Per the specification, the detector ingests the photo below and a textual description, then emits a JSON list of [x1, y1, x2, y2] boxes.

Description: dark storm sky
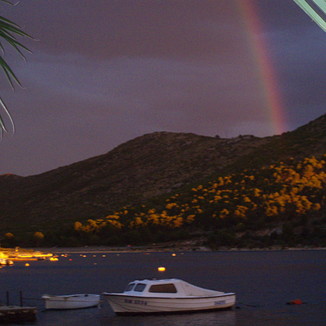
[[1, 0, 325, 176]]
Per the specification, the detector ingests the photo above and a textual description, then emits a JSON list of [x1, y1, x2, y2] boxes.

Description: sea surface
[[1, 250, 325, 326]]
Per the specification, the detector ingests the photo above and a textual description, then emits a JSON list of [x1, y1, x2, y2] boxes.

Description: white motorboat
[[102, 278, 236, 315], [42, 294, 100, 310]]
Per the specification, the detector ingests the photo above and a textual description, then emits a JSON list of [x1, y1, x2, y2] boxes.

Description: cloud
[[3, 0, 243, 61]]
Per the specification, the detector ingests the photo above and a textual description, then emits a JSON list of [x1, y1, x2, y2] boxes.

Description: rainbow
[[235, 0, 287, 135]]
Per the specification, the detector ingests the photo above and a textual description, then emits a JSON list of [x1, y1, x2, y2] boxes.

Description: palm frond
[[0, 0, 31, 134], [0, 14, 32, 85], [0, 56, 22, 87], [0, 97, 15, 138], [293, 0, 326, 32]]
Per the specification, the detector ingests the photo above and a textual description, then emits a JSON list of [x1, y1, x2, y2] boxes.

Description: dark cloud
[[3, 0, 241, 61]]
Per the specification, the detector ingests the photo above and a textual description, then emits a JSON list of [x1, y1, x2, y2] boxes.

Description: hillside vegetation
[[67, 154, 325, 248], [0, 114, 325, 248], [2, 154, 325, 248]]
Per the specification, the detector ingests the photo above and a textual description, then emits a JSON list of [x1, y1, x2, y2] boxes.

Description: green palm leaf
[[0, 97, 14, 135], [293, 0, 326, 32], [0, 0, 31, 135]]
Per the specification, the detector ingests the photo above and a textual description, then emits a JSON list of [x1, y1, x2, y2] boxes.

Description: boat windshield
[[125, 283, 135, 292], [149, 283, 177, 293], [134, 283, 146, 292]]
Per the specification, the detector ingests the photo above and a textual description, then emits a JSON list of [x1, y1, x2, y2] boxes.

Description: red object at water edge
[[287, 299, 303, 305]]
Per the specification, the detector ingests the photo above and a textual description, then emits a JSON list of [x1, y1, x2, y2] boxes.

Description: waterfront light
[[158, 266, 166, 272]]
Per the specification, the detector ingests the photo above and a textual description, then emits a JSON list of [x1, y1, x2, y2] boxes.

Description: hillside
[[0, 132, 268, 232], [0, 114, 325, 241], [72, 154, 325, 248], [228, 113, 326, 172]]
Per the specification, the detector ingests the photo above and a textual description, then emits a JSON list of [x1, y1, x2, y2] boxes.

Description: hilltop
[[0, 114, 325, 247]]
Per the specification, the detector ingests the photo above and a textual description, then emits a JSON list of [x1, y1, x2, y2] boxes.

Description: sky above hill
[[1, 0, 325, 176]]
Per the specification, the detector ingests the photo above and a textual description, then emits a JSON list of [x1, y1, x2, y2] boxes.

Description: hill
[[0, 114, 325, 246], [73, 154, 325, 248]]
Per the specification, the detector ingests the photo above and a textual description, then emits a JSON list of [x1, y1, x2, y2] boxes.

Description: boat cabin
[[122, 278, 225, 298]]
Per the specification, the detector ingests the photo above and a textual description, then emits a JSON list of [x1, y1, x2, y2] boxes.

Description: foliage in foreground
[[0, 0, 31, 134]]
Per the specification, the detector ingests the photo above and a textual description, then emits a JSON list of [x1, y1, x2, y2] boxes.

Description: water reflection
[[100, 310, 236, 326]]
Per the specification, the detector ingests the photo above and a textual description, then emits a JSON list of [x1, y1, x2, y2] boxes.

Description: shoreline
[[27, 245, 326, 254]]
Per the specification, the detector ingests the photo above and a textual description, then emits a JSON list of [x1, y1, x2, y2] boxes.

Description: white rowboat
[[42, 294, 100, 310], [103, 278, 236, 315]]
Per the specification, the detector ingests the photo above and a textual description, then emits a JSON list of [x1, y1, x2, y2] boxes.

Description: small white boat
[[102, 278, 236, 315], [42, 294, 100, 310]]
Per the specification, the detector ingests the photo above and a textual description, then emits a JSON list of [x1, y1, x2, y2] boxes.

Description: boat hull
[[103, 293, 235, 315], [42, 294, 100, 310]]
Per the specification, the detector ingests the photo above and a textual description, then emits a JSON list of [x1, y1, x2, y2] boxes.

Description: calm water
[[1, 250, 325, 326]]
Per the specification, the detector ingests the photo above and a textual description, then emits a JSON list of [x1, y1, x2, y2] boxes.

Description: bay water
[[1, 250, 325, 325]]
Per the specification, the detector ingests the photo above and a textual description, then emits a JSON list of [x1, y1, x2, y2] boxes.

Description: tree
[[0, 0, 31, 135], [3, 232, 15, 247], [33, 231, 45, 246]]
